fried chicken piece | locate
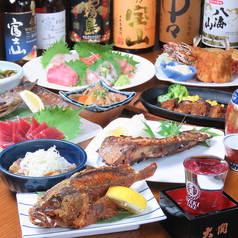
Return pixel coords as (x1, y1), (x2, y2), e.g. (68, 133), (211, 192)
(191, 47), (233, 83)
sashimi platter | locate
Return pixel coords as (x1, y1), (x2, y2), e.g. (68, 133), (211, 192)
(23, 40), (155, 91)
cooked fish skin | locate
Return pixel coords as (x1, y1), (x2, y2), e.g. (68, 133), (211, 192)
(98, 130), (212, 165)
(28, 162), (157, 229)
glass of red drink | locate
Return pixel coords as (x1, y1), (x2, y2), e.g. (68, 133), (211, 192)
(183, 155), (229, 216)
(223, 134), (238, 171)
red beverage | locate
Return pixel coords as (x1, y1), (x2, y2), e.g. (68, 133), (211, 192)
(183, 155), (229, 216)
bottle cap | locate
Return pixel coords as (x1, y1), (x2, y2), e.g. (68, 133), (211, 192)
(231, 89), (238, 104)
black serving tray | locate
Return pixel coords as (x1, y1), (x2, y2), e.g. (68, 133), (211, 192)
(139, 86), (232, 128)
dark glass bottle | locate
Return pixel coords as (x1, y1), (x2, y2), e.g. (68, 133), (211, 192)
(3, 0), (37, 64)
(201, 0), (238, 49)
(113, 0), (156, 54)
(67, 0), (111, 47)
(36, 0), (66, 56)
(0, 0), (6, 60)
(159, 0), (202, 49)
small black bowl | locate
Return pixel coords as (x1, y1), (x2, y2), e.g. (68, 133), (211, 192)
(0, 139), (87, 193)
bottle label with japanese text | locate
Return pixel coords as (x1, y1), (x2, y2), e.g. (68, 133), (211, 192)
(68, 0), (110, 43)
(36, 10), (66, 50)
(159, 0), (201, 45)
(113, 0), (156, 50)
(4, 11), (37, 62)
(202, 0), (238, 48)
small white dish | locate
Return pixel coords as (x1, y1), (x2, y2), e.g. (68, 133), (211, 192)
(0, 61), (23, 94)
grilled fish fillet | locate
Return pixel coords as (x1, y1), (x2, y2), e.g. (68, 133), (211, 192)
(98, 130), (212, 165)
(28, 162), (157, 229)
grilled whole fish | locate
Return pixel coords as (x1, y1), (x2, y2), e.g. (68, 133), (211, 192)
(0, 80), (36, 117)
(98, 130), (212, 165)
(28, 162), (157, 229)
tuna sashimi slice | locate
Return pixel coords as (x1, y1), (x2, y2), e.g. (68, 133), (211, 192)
(15, 118), (31, 143)
(27, 117), (41, 135)
(34, 127), (64, 140)
(0, 121), (14, 148)
(25, 122), (48, 140)
(47, 64), (78, 87)
(5, 120), (19, 144)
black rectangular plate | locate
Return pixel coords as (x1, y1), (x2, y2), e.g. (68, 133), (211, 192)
(139, 86), (232, 128)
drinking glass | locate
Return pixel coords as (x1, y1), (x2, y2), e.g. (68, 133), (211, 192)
(183, 155), (229, 216)
(223, 134), (238, 171)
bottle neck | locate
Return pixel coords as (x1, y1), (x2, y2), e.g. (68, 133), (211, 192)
(36, 0), (65, 13)
(5, 0), (33, 13)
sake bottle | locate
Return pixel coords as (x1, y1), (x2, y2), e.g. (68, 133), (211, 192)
(4, 0), (37, 64)
(201, 0), (238, 48)
(159, 0), (202, 48)
(0, 1), (5, 60)
(113, 0), (156, 54)
(36, 0), (66, 56)
(67, 0), (111, 47)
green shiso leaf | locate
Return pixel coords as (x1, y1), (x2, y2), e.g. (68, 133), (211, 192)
(112, 51), (139, 68)
(64, 60), (88, 86)
(33, 106), (84, 140)
(89, 54), (122, 76)
(73, 41), (114, 58)
(40, 39), (71, 69)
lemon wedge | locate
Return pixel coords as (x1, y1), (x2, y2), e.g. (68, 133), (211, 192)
(106, 127), (126, 136)
(20, 90), (45, 113)
(106, 186), (147, 215)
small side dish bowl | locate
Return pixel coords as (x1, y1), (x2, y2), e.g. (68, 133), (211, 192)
(0, 61), (24, 94)
(59, 80), (136, 126)
(160, 60), (196, 81)
(0, 139), (87, 193)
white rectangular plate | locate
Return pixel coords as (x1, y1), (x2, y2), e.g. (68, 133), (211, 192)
(85, 117), (225, 183)
(16, 180), (166, 238)
(70, 118), (102, 144)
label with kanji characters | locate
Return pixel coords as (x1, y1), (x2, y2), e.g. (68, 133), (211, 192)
(113, 0), (156, 50)
(4, 11), (37, 62)
(159, 0), (202, 45)
(202, 0), (238, 48)
(68, 0), (110, 44)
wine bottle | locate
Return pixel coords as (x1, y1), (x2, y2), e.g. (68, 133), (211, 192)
(113, 0), (156, 54)
(3, 0), (37, 64)
(36, 0), (66, 56)
(159, 0), (202, 49)
(201, 0), (238, 48)
(67, 0), (111, 47)
(0, 1), (6, 60)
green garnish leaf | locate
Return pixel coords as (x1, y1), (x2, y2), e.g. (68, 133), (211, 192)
(73, 41), (114, 58)
(33, 106), (84, 140)
(36, 191), (45, 197)
(156, 120), (183, 137)
(89, 55), (122, 76)
(40, 38), (71, 68)
(64, 60), (87, 85)
(142, 121), (155, 137)
(112, 51), (139, 68)
(156, 119), (221, 147)
(96, 210), (134, 224)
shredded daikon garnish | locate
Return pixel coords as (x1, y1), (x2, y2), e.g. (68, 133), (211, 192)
(18, 145), (76, 177)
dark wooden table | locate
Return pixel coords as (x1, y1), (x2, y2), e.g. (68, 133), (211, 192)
(1, 47), (238, 238)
